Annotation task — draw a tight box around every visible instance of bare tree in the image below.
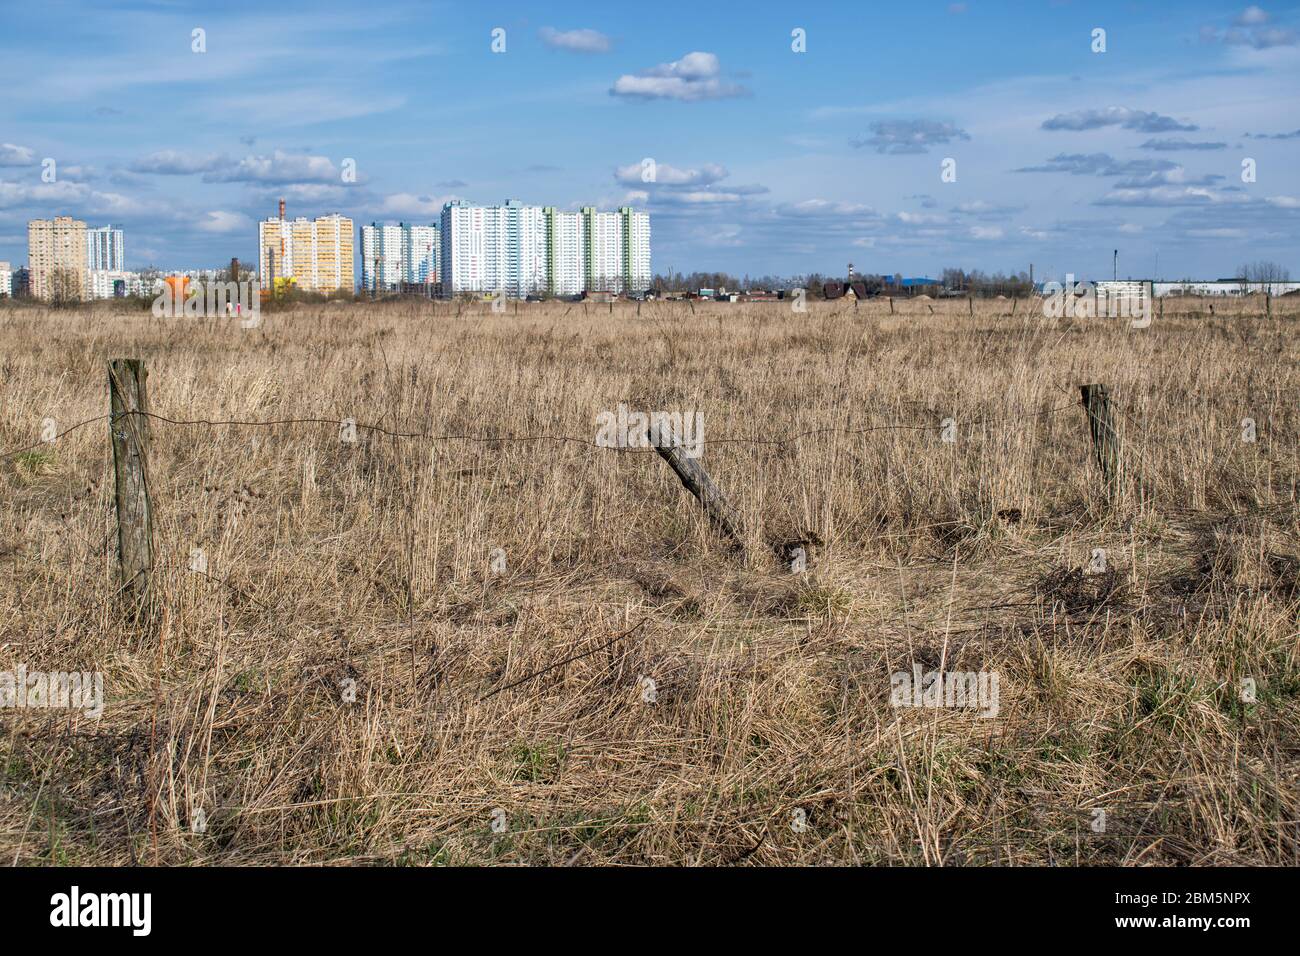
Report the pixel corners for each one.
[1236,260,1291,292]
[49,267,84,307]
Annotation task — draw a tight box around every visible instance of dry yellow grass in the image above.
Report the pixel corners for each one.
[0,295,1296,865]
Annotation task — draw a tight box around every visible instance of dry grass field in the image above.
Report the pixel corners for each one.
[1,295,1297,866]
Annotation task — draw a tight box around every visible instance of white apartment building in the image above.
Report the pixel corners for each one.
[89,270,135,299]
[359,222,440,291]
[360,223,404,291]
[442,200,650,298]
[441,201,485,293]
[441,199,545,297]
[620,207,651,293]
[583,207,623,293]
[86,225,125,272]
[543,208,585,296]
[404,224,439,284]
[0,261,11,298]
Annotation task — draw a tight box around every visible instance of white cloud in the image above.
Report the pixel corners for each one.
[0,179,91,209]
[196,210,253,233]
[614,162,727,186]
[656,190,746,204]
[610,52,748,101]
[1236,5,1271,26]
[131,150,226,175]
[0,144,36,167]
[851,119,970,154]
[539,27,612,53]
[777,199,881,218]
[897,211,947,224]
[1042,107,1197,132]
[205,151,340,185]
[1094,185,1250,206]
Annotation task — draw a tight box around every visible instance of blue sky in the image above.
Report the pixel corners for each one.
[1,0,1298,281]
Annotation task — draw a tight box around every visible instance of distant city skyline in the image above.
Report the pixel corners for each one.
[1,0,1298,280]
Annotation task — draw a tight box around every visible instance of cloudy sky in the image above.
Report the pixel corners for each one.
[1,0,1298,281]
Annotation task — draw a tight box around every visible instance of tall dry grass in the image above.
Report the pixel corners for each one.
[0,295,1296,865]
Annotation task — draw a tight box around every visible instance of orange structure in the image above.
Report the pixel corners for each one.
[164,275,190,302]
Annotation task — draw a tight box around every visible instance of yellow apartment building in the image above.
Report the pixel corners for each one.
[27,216,89,301]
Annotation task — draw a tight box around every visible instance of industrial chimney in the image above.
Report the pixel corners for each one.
[278,197,286,221]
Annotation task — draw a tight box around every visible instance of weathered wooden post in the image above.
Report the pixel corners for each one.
[646,417,744,549]
[1079,383,1119,492]
[108,359,154,606]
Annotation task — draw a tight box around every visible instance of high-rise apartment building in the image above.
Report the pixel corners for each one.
[403,224,439,285]
[0,261,11,298]
[86,225,125,272]
[27,216,89,301]
[258,202,354,293]
[582,207,623,293]
[441,200,650,298]
[620,207,651,293]
[360,222,440,291]
[360,223,403,291]
[543,208,585,296]
[440,200,545,297]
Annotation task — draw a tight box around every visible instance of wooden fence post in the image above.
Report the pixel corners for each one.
[108,359,154,606]
[1079,383,1119,492]
[646,418,744,550]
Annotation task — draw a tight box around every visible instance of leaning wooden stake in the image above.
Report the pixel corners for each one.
[108,359,154,606]
[646,418,744,549]
[1079,383,1120,492]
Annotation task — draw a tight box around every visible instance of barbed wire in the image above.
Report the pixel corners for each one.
[4,392,1293,467]
[0,415,111,461]
[2,403,1082,461]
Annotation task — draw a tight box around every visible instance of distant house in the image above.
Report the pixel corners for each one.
[823,280,872,300]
